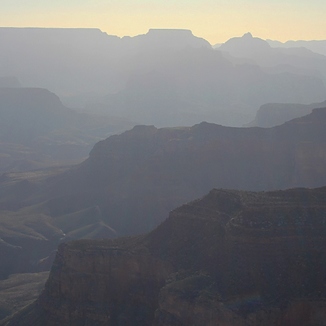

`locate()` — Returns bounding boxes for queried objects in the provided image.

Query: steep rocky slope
[4,186,326,325]
[1,107,326,278]
[45,106,326,235]
[0,272,49,320]
[0,87,133,172]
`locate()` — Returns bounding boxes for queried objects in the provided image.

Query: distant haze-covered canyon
[1,28,326,128]
[0,27,326,325]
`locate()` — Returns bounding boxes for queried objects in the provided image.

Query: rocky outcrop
[3,238,173,326]
[4,186,326,325]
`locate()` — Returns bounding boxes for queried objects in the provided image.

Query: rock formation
[219,32,326,93]
[3,186,326,325]
[0,87,132,172]
[245,100,326,127]
[1,28,325,127]
[0,109,326,277]
[1,107,326,278]
[45,106,326,236]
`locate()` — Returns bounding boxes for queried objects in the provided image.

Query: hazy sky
[1,0,325,44]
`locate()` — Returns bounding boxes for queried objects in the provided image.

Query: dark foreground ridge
[4,186,326,325]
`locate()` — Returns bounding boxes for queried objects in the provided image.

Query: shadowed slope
[4,186,326,325]
[1,108,326,277]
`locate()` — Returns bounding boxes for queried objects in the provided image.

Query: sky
[1,0,326,44]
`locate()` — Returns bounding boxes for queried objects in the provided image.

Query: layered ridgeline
[1,107,326,279]
[3,186,326,325]
[0,28,210,97]
[0,87,133,172]
[219,32,326,85]
[246,100,326,127]
[45,106,326,233]
[1,28,325,127]
[266,39,326,57]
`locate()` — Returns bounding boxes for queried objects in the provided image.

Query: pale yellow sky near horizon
[1,0,325,44]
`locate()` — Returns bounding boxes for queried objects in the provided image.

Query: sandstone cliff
[4,187,326,325]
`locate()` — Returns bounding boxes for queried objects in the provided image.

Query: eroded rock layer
[4,186,326,325]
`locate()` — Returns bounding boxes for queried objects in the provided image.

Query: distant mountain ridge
[1,28,325,127]
[0,27,210,97]
[220,32,271,56]
[219,32,326,87]
[0,107,326,279]
[121,28,211,51]
[246,100,326,127]
[0,87,133,172]
[267,38,326,56]
[1,29,326,324]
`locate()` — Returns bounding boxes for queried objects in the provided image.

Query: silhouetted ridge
[0,87,133,172]
[246,100,326,127]
[0,88,71,143]
[220,32,271,56]
[144,28,211,48]
[0,27,325,127]
[1,108,326,280]
[44,107,326,237]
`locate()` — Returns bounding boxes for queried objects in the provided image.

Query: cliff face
[5,187,326,326]
[1,108,326,279]
[47,107,326,236]
[6,238,173,326]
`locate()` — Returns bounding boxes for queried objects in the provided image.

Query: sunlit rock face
[4,186,326,326]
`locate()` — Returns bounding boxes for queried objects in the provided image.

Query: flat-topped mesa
[5,187,326,326]
[130,28,212,49]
